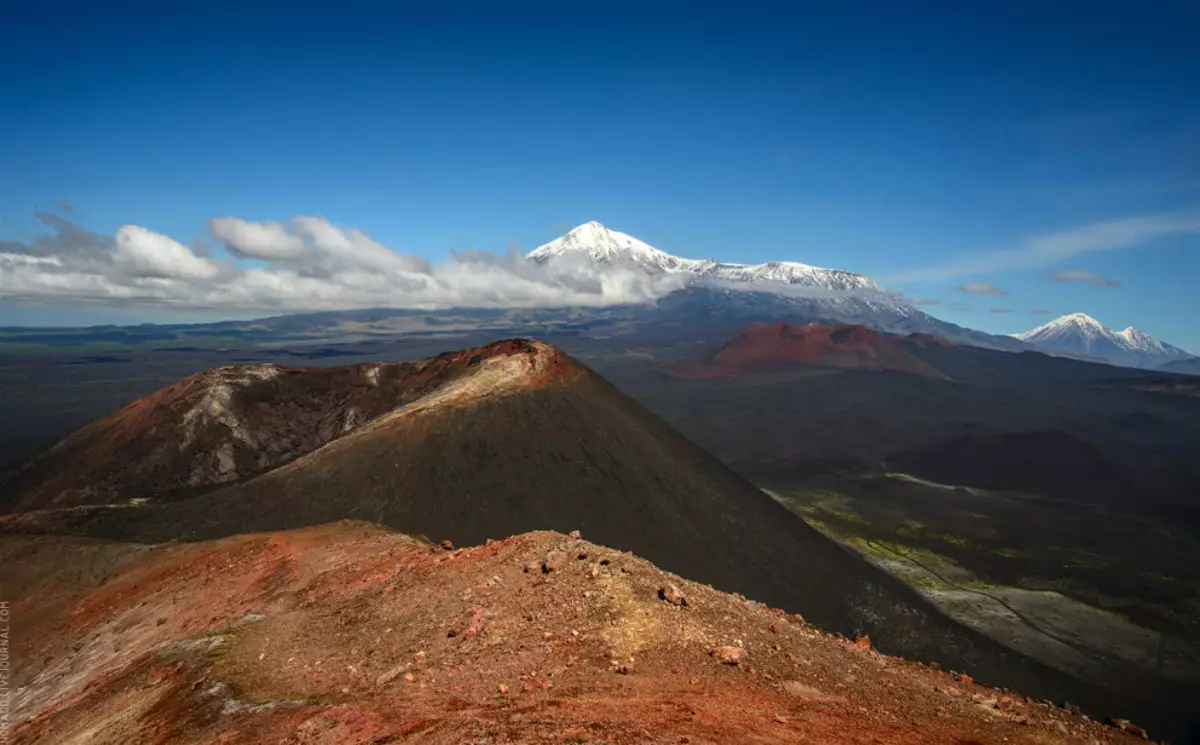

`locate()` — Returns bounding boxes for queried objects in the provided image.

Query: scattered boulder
[780,681,839,701]
[569,530,581,539]
[542,550,568,573]
[439,539,454,551]
[658,583,688,607]
[376,664,408,686]
[853,635,871,650]
[524,560,542,574]
[710,646,746,665]
[1112,718,1148,739]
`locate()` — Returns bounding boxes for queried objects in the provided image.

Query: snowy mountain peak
[1014,312,1190,369]
[1047,312,1106,331]
[527,222,703,273]
[527,223,885,293]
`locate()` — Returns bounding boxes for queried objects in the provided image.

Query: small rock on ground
[659,583,688,607]
[710,646,746,665]
[542,550,568,573]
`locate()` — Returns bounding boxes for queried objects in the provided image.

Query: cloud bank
[0,213,690,313]
[953,281,1008,295]
[884,209,1200,284]
[1048,268,1120,286]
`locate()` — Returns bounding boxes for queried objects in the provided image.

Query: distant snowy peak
[528,221,884,293]
[1013,312,1107,344]
[1014,312,1190,369]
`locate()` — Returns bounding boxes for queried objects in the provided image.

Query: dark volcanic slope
[0,349,513,513]
[666,321,948,379]
[1,338,1136,727]
[885,430,1139,505]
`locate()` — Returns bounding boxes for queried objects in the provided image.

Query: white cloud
[288,216,433,275]
[953,281,1007,295]
[114,225,220,279]
[885,209,1200,284]
[208,217,305,260]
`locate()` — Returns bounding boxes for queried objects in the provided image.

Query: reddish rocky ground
[6,521,1148,744]
[666,322,948,380]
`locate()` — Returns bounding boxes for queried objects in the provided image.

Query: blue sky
[2,0,1198,349]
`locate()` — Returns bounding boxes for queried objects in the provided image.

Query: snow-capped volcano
[1013,312,1191,369]
[527,221,884,292]
[524,221,1032,351]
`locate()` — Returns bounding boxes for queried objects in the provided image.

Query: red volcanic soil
[666,322,949,379]
[4,522,1145,745]
[0,338,578,514]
